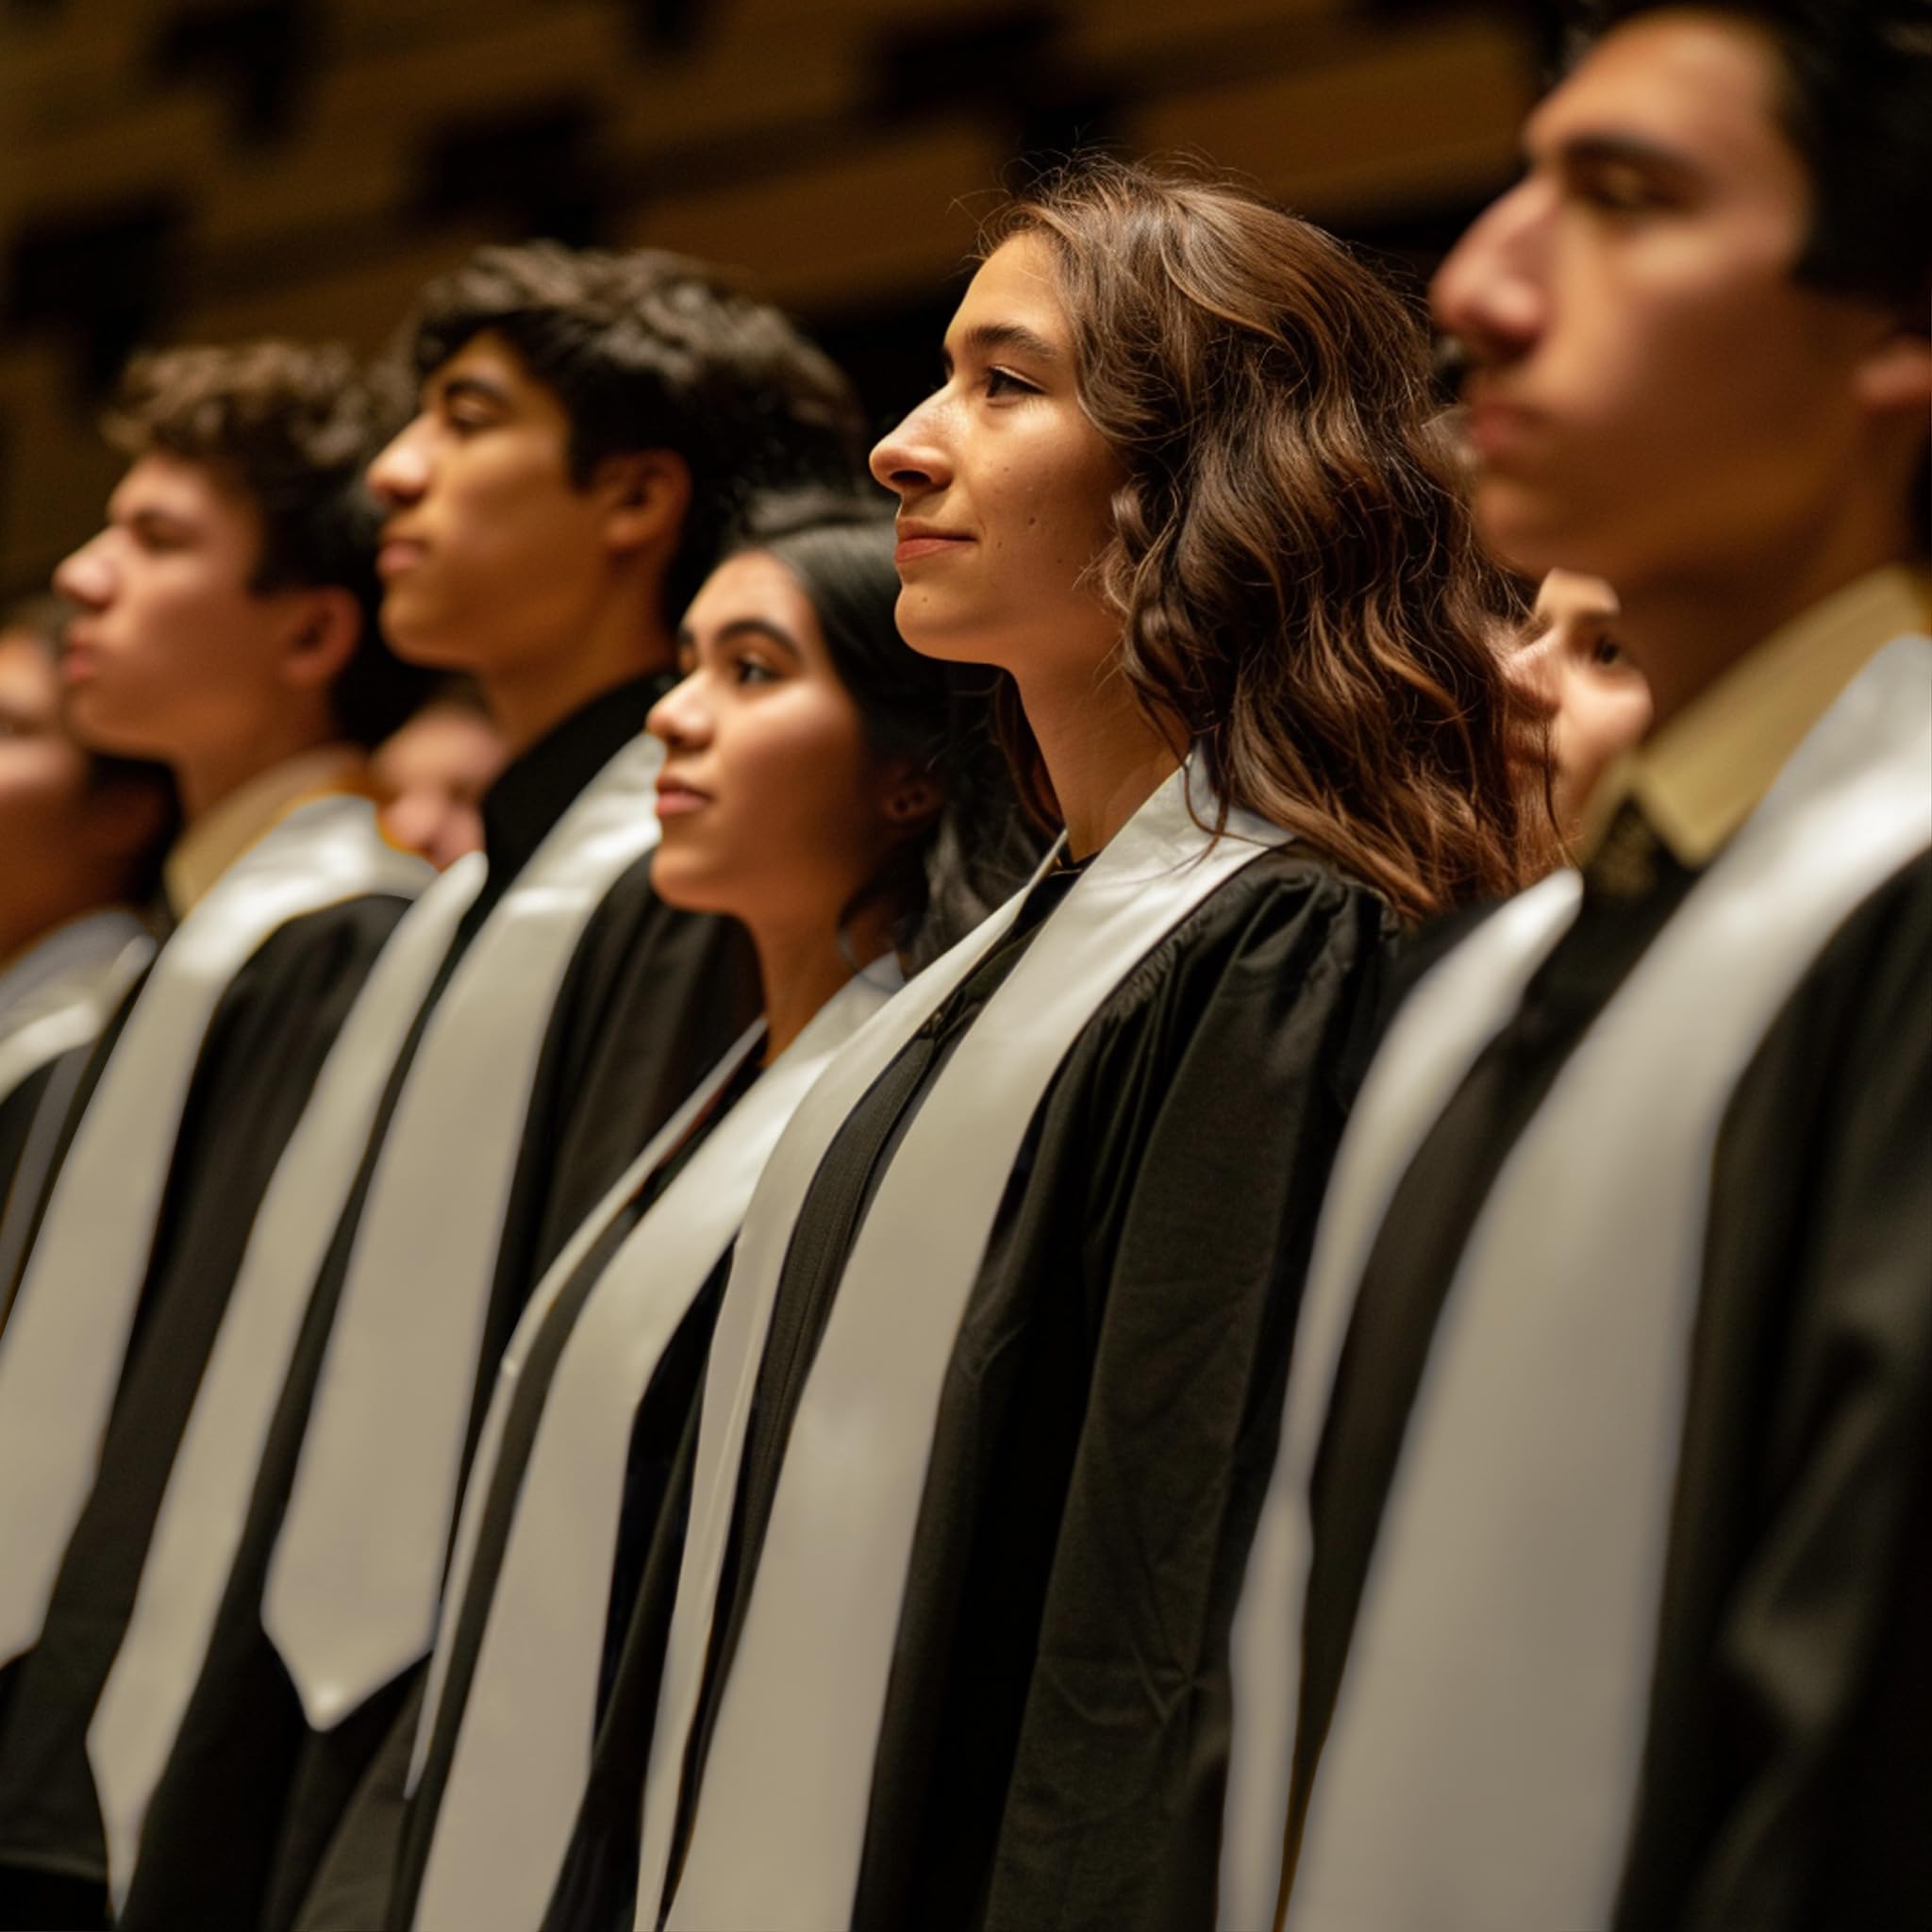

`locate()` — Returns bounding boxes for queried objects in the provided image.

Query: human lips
[58,628,103,684]
[654,775,712,819]
[893,521,974,566]
[1463,391,1544,463]
[376,530,429,578]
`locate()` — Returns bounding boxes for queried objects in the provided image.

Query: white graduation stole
[408,967,901,1932]
[1236,637,1932,1932]
[262,732,665,1733]
[0,910,154,1108]
[87,853,487,1911]
[1215,873,1582,1932]
[0,796,429,1671]
[643,768,1285,1932]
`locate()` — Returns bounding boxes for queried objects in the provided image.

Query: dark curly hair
[732,494,1041,971]
[979,158,1535,923]
[104,341,428,746]
[402,244,870,626]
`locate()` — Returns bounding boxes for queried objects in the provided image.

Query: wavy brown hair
[984,158,1538,920]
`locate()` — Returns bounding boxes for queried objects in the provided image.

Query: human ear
[278,586,363,694]
[595,451,693,556]
[1852,325,1932,419]
[876,761,942,829]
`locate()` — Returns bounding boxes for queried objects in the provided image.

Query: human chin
[892,588,1014,669]
[646,836,733,917]
[380,595,474,670]
[66,683,173,761]
[1472,473,1602,584]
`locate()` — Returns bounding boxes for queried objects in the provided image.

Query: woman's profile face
[647,550,899,941]
[869,233,1122,691]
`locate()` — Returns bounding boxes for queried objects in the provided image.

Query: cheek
[0,747,90,835]
[716,709,882,891]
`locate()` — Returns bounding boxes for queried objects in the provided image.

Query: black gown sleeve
[1615,851,1932,1932]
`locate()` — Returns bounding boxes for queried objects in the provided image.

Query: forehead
[1534,568,1620,626]
[948,233,1072,350]
[1531,11,1800,186]
[684,549,820,640]
[426,330,553,404]
[108,451,254,531]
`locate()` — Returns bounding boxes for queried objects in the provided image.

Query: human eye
[1591,632,1631,669]
[984,366,1041,400]
[1574,160,1674,218]
[130,516,189,554]
[733,652,782,687]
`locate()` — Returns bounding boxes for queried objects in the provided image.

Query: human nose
[869,395,953,497]
[367,417,433,509]
[646,668,712,751]
[1431,180,1549,372]
[53,531,115,610]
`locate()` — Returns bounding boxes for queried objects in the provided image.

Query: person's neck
[1021,661,1182,860]
[752,901,894,1064]
[1614,516,1909,731]
[174,720,343,825]
[483,608,677,758]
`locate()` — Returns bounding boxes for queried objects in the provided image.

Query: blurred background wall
[0,0,1555,600]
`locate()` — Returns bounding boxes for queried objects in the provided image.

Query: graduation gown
[58,678,756,1932]
[1220,625,1932,1932]
[0,911,153,1181]
[316,971,891,1932]
[0,800,426,1928]
[547,781,1393,1932]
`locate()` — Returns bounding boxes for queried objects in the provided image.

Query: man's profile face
[50,454,297,767]
[367,333,620,681]
[1430,11,1895,593]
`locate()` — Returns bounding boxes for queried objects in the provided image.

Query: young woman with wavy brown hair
[541,157,1531,1932]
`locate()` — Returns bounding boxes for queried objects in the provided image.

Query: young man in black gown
[0,254,864,1932]
[1227,8,1932,1928]
[0,341,432,1929]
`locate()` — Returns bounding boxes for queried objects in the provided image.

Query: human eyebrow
[1542,131,1706,197]
[435,374,513,414]
[714,618,804,660]
[124,506,197,543]
[941,320,1063,375]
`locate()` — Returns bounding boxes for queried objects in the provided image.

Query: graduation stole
[0,910,154,1107]
[261,731,665,1734]
[0,795,429,1672]
[1221,635,1932,1932]
[408,967,901,1932]
[638,767,1285,1932]
[88,852,487,1910]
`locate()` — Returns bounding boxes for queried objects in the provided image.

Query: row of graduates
[2,2,1930,1925]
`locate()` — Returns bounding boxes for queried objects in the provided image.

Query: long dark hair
[736,495,1041,970]
[983,157,1535,922]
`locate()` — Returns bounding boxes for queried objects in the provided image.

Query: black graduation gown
[0,890,418,1931]
[0,1059,57,1212]
[1298,847,1932,1932]
[292,1058,759,1932]
[90,680,757,1932]
[545,849,1394,1932]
